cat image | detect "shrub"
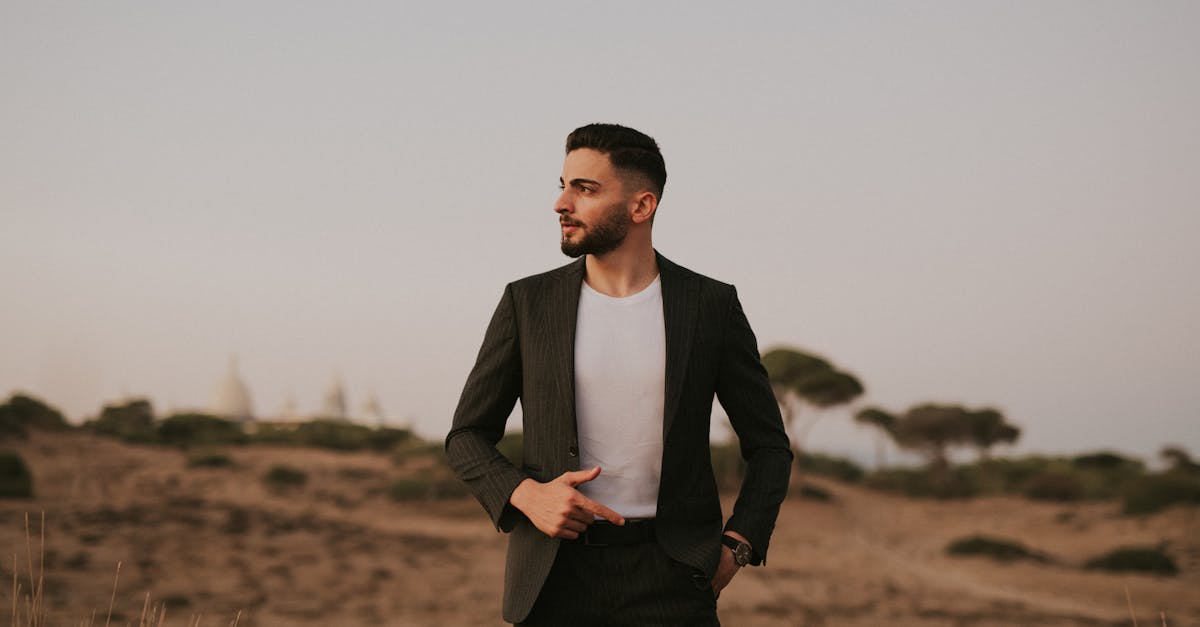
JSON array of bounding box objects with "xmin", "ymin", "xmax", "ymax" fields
[
  {"xmin": 264, "ymin": 465, "xmax": 307, "ymax": 488},
  {"xmin": 366, "ymin": 427, "xmax": 414, "ymax": 452},
  {"xmin": 393, "ymin": 439, "xmax": 443, "ymax": 464},
  {"xmin": 710, "ymin": 441, "xmax": 744, "ymax": 491},
  {"xmin": 1084, "ymin": 546, "xmax": 1177, "ymax": 576},
  {"xmin": 864, "ymin": 466, "xmax": 978, "ymax": 499},
  {"xmin": 249, "ymin": 420, "xmax": 415, "ymax": 452},
  {"xmin": 187, "ymin": 449, "xmax": 233, "ymax": 468},
  {"xmin": 1072, "ymin": 451, "xmax": 1143, "ymax": 472},
  {"xmin": 158, "ymin": 413, "xmax": 247, "ymax": 447},
  {"xmin": 795, "ymin": 482, "xmax": 833, "ymax": 502},
  {"xmin": 0, "ymin": 394, "xmax": 70, "ymax": 438},
  {"xmin": 0, "ymin": 451, "xmax": 33, "ymax": 498},
  {"xmin": 796, "ymin": 452, "xmax": 864, "ymax": 483},
  {"xmin": 88, "ymin": 399, "xmax": 156, "ymax": 443},
  {"xmin": 389, "ymin": 473, "xmax": 469, "ymax": 501},
  {"xmin": 946, "ymin": 535, "xmax": 1050, "ymax": 563},
  {"xmin": 959, "ymin": 455, "xmax": 1059, "ymax": 495},
  {"xmin": 1121, "ymin": 472, "xmax": 1200, "ymax": 515},
  {"xmin": 496, "ymin": 432, "xmax": 523, "ymax": 466},
  {"xmin": 1023, "ymin": 471, "xmax": 1085, "ymax": 502},
  {"xmin": 292, "ymin": 419, "xmax": 374, "ymax": 451}
]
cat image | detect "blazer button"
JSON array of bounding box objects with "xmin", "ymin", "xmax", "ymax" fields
[{"xmin": 568, "ymin": 446, "xmax": 578, "ymax": 457}]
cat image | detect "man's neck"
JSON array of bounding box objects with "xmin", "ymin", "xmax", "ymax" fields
[{"xmin": 583, "ymin": 243, "xmax": 659, "ymax": 298}]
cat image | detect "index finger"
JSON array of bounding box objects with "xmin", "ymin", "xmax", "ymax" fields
[{"xmin": 576, "ymin": 495, "xmax": 625, "ymax": 526}]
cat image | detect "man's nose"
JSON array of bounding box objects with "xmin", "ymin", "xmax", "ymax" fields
[{"xmin": 554, "ymin": 190, "xmax": 572, "ymax": 215}]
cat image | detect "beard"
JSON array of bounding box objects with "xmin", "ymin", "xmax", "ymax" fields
[{"xmin": 560, "ymin": 203, "xmax": 631, "ymax": 258}]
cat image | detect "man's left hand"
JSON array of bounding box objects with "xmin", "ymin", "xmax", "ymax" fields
[{"xmin": 711, "ymin": 531, "xmax": 749, "ymax": 598}]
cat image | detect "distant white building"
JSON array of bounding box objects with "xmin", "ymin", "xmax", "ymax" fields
[
  {"xmin": 209, "ymin": 356, "xmax": 254, "ymax": 422},
  {"xmin": 360, "ymin": 392, "xmax": 385, "ymax": 426},
  {"xmin": 321, "ymin": 375, "xmax": 348, "ymax": 420}
]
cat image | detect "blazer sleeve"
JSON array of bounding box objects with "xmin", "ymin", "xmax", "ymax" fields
[
  {"xmin": 444, "ymin": 284, "xmax": 529, "ymax": 532},
  {"xmin": 716, "ymin": 285, "xmax": 794, "ymax": 565}
]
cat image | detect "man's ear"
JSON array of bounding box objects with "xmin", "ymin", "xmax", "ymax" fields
[{"xmin": 630, "ymin": 191, "xmax": 658, "ymax": 225}]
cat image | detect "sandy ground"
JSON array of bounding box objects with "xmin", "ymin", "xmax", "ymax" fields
[{"xmin": 2, "ymin": 431, "xmax": 1197, "ymax": 626}]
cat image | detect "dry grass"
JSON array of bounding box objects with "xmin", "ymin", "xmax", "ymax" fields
[{"xmin": 2, "ymin": 430, "xmax": 1196, "ymax": 626}]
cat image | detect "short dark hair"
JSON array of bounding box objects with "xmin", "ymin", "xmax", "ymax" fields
[{"xmin": 566, "ymin": 123, "xmax": 666, "ymax": 200}]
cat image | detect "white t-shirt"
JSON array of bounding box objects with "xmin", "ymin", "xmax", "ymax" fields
[{"xmin": 573, "ymin": 275, "xmax": 666, "ymax": 520}]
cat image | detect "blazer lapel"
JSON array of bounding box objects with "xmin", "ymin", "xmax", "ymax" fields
[
  {"xmin": 657, "ymin": 252, "xmax": 699, "ymax": 437},
  {"xmin": 551, "ymin": 258, "xmax": 586, "ymax": 424}
]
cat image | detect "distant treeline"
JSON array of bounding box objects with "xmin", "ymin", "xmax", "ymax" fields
[
  {"xmin": 787, "ymin": 448, "xmax": 1200, "ymax": 515},
  {"xmin": 0, "ymin": 393, "xmax": 415, "ymax": 453}
]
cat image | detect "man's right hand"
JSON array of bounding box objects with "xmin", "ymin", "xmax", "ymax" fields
[{"xmin": 508, "ymin": 466, "xmax": 625, "ymax": 539}]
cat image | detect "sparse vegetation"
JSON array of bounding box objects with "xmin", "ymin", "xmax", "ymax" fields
[
  {"xmin": 1022, "ymin": 471, "xmax": 1086, "ymax": 502},
  {"xmin": 496, "ymin": 431, "xmax": 523, "ymax": 466},
  {"xmin": 389, "ymin": 472, "xmax": 470, "ymax": 501},
  {"xmin": 864, "ymin": 466, "xmax": 977, "ymax": 499},
  {"xmin": 158, "ymin": 413, "xmax": 248, "ymax": 447},
  {"xmin": 1121, "ymin": 472, "xmax": 1200, "ymax": 515},
  {"xmin": 795, "ymin": 482, "xmax": 833, "ymax": 502},
  {"xmin": 186, "ymin": 449, "xmax": 234, "ymax": 468},
  {"xmin": 796, "ymin": 451, "xmax": 864, "ymax": 483},
  {"xmin": 711, "ymin": 441, "xmax": 745, "ymax": 491},
  {"xmin": 264, "ymin": 464, "xmax": 307, "ymax": 488},
  {"xmin": 1084, "ymin": 546, "xmax": 1178, "ymax": 576},
  {"xmin": 0, "ymin": 393, "xmax": 71, "ymax": 439},
  {"xmin": 946, "ymin": 535, "xmax": 1051, "ymax": 563},
  {"xmin": 85, "ymin": 398, "xmax": 157, "ymax": 443},
  {"xmin": 0, "ymin": 450, "xmax": 34, "ymax": 498}
]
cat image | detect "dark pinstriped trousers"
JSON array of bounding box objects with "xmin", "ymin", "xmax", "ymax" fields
[{"xmin": 517, "ymin": 539, "xmax": 720, "ymax": 627}]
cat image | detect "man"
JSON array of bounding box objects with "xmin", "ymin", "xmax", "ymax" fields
[{"xmin": 445, "ymin": 123, "xmax": 792, "ymax": 626}]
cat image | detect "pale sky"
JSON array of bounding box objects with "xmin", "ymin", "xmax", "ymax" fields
[{"xmin": 2, "ymin": 1, "xmax": 1197, "ymax": 464}]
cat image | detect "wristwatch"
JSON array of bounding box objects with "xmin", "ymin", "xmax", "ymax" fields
[{"xmin": 721, "ymin": 535, "xmax": 753, "ymax": 567}]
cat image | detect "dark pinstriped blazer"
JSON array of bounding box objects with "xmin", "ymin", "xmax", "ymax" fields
[{"xmin": 445, "ymin": 251, "xmax": 792, "ymax": 624}]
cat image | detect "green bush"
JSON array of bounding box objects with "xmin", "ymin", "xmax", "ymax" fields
[
  {"xmin": 1084, "ymin": 546, "xmax": 1177, "ymax": 576},
  {"xmin": 187, "ymin": 449, "xmax": 233, "ymax": 468},
  {"xmin": 389, "ymin": 472, "xmax": 470, "ymax": 501},
  {"xmin": 0, "ymin": 394, "xmax": 70, "ymax": 438},
  {"xmin": 959, "ymin": 456, "xmax": 1059, "ymax": 495},
  {"xmin": 1023, "ymin": 471, "xmax": 1086, "ymax": 502},
  {"xmin": 710, "ymin": 441, "xmax": 744, "ymax": 491},
  {"xmin": 496, "ymin": 432, "xmax": 524, "ymax": 466},
  {"xmin": 946, "ymin": 535, "xmax": 1050, "ymax": 563},
  {"xmin": 0, "ymin": 451, "xmax": 33, "ymax": 498},
  {"xmin": 864, "ymin": 466, "xmax": 978, "ymax": 499},
  {"xmin": 366, "ymin": 427, "xmax": 414, "ymax": 452},
  {"xmin": 264, "ymin": 465, "xmax": 307, "ymax": 488},
  {"xmin": 796, "ymin": 452, "xmax": 864, "ymax": 483},
  {"xmin": 795, "ymin": 482, "xmax": 833, "ymax": 502},
  {"xmin": 293, "ymin": 419, "xmax": 374, "ymax": 450},
  {"xmin": 393, "ymin": 439, "xmax": 444, "ymax": 464},
  {"xmin": 250, "ymin": 419, "xmax": 414, "ymax": 452},
  {"xmin": 158, "ymin": 413, "xmax": 247, "ymax": 447},
  {"xmin": 1121, "ymin": 472, "xmax": 1200, "ymax": 515},
  {"xmin": 87, "ymin": 399, "xmax": 156, "ymax": 443},
  {"xmin": 1072, "ymin": 451, "xmax": 1143, "ymax": 472}
]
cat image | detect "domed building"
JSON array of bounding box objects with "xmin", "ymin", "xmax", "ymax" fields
[{"xmin": 210, "ymin": 356, "xmax": 255, "ymax": 422}]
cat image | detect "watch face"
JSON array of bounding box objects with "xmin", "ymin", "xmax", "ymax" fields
[{"xmin": 734, "ymin": 543, "xmax": 752, "ymax": 566}]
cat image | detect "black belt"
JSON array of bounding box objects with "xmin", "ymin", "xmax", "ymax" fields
[{"xmin": 577, "ymin": 519, "xmax": 656, "ymax": 547}]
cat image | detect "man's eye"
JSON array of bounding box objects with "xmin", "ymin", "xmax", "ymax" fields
[{"xmin": 558, "ymin": 185, "xmax": 565, "ymax": 191}]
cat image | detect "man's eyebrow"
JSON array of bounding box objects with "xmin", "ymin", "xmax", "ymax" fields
[{"xmin": 561, "ymin": 177, "xmax": 601, "ymax": 189}]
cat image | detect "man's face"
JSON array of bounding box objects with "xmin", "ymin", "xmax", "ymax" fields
[{"xmin": 556, "ymin": 148, "xmax": 633, "ymax": 258}]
